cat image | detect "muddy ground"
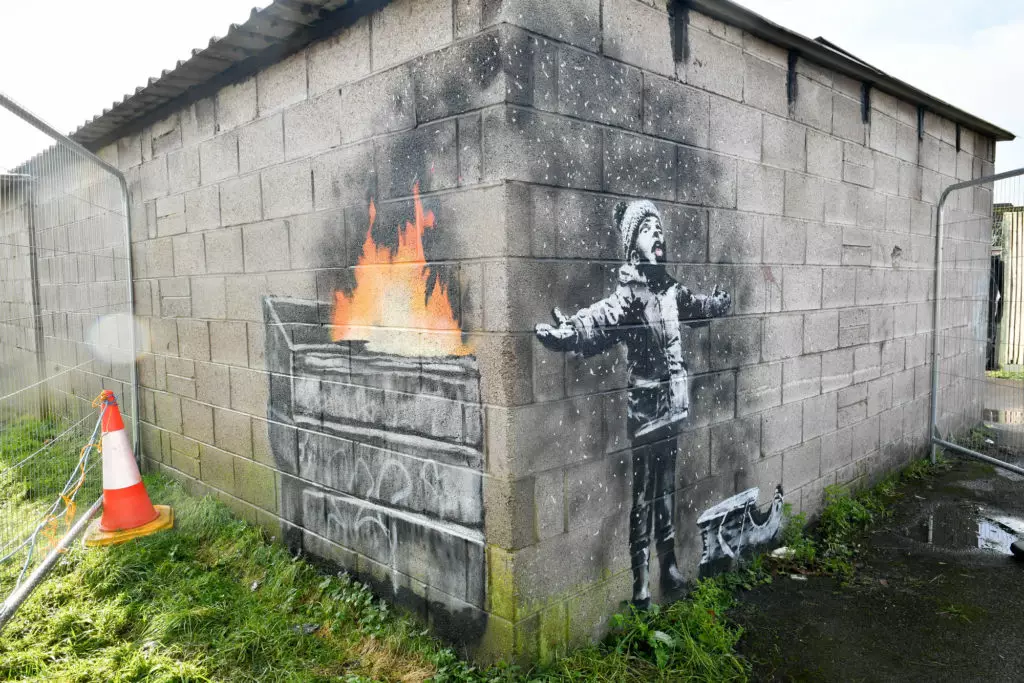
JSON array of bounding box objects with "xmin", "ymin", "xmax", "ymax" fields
[{"xmin": 732, "ymin": 445, "xmax": 1024, "ymax": 682}]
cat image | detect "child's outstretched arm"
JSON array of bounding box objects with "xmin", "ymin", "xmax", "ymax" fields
[
  {"xmin": 677, "ymin": 284, "xmax": 732, "ymax": 320},
  {"xmin": 534, "ymin": 287, "xmax": 634, "ymax": 355}
]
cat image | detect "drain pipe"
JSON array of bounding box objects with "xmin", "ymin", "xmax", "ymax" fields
[{"xmin": 0, "ymin": 497, "xmax": 102, "ymax": 633}]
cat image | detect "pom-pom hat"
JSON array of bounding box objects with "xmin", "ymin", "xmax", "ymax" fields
[{"xmin": 615, "ymin": 199, "xmax": 661, "ymax": 259}]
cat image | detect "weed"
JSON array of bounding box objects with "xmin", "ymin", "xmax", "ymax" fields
[
  {"xmin": 986, "ymin": 368, "xmax": 1024, "ymax": 381},
  {"xmin": 771, "ymin": 456, "xmax": 948, "ymax": 582}
]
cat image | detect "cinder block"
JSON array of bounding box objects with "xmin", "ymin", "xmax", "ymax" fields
[
  {"xmin": 783, "ymin": 438, "xmax": 821, "ymax": 490},
  {"xmin": 556, "ymin": 46, "xmax": 642, "ymax": 131},
  {"xmin": 763, "ymin": 216, "xmax": 806, "ymax": 264},
  {"xmin": 340, "ymin": 65, "xmax": 415, "ymax": 144},
  {"xmin": 242, "ymin": 220, "xmax": 290, "ymax": 273},
  {"xmin": 195, "ymin": 361, "xmax": 230, "ymax": 408},
  {"xmin": 239, "ymin": 114, "xmax": 284, "ymax": 173},
  {"xmin": 371, "ymin": 0, "xmax": 454, "ymax": 72},
  {"xmin": 167, "ymin": 148, "xmax": 200, "ymax": 194},
  {"xmin": 118, "ymin": 134, "xmax": 142, "ymax": 168},
  {"xmin": 709, "ymin": 210, "xmax": 762, "ymax": 263},
  {"xmin": 214, "ymin": 407, "xmax": 253, "ymax": 457},
  {"xmin": 284, "ymin": 94, "xmax": 340, "ymax": 161},
  {"xmin": 868, "ymin": 113, "xmax": 897, "ymax": 156},
  {"xmin": 709, "ymin": 316, "xmax": 761, "ymax": 370},
  {"xmin": 677, "ymin": 146, "xmax": 736, "ymax": 208},
  {"xmin": 762, "ymin": 314, "xmax": 802, "ymax": 362},
  {"xmin": 488, "ymin": 0, "xmax": 600, "ymax": 50},
  {"xmin": 210, "ymin": 321, "xmax": 249, "ymax": 367},
  {"xmin": 806, "ymin": 130, "xmax": 842, "ymax": 180},
  {"xmin": 177, "ymin": 319, "xmax": 210, "ymax": 362},
  {"xmin": 710, "ymin": 416, "xmax": 761, "ymax": 475},
  {"xmin": 200, "ymin": 444, "xmax": 235, "ymax": 493},
  {"xmin": 185, "ymin": 185, "xmax": 220, "ymax": 232},
  {"xmin": 220, "ymin": 174, "xmax": 262, "ymax": 227},
  {"xmin": 832, "ymin": 93, "xmax": 865, "ymax": 144},
  {"xmin": 842, "ymin": 142, "xmax": 874, "ymax": 188},
  {"xmin": 308, "ymin": 16, "xmax": 370, "ymax": 95},
  {"xmin": 682, "ymin": 26, "xmax": 743, "ymax": 98},
  {"xmin": 763, "ymin": 116, "xmax": 806, "ymax": 172},
  {"xmin": 782, "ymin": 266, "xmax": 822, "ymax": 311},
  {"xmin": 790, "ymin": 76, "xmax": 831, "ymax": 132},
  {"xmin": 534, "ymin": 469, "xmax": 565, "ymax": 540},
  {"xmin": 311, "ymin": 142, "xmax": 375, "ymax": 209},
  {"xmin": 807, "ymin": 223, "xmax": 841, "ymax": 265},
  {"xmin": 261, "ymin": 160, "xmax": 312, "ymax": 219},
  {"xmin": 289, "ymin": 210, "xmax": 346, "ymax": 270},
  {"xmin": 743, "ymin": 53, "xmax": 787, "ymax": 117},
  {"xmin": 853, "ymin": 343, "xmax": 881, "ymax": 383},
  {"xmin": 885, "ymin": 195, "xmax": 911, "ymax": 233},
  {"xmin": 257, "ymin": 52, "xmax": 307, "ymax": 115},
  {"xmin": 217, "ymin": 77, "xmax": 257, "ymax": 132},
  {"xmin": 784, "ymin": 173, "xmax": 824, "ymax": 221},
  {"xmin": 643, "ymin": 74, "xmax": 710, "ymax": 148},
  {"xmin": 181, "ymin": 399, "xmax": 214, "ymax": 444},
  {"xmin": 821, "ymin": 347, "xmax": 853, "ymax": 393},
  {"xmin": 851, "ymin": 414, "xmax": 880, "ymax": 458},
  {"xmin": 783, "ymin": 354, "xmax": 821, "ymax": 403},
  {"xmin": 181, "ymin": 98, "xmax": 217, "ymax": 147},
  {"xmin": 375, "ymin": 120, "xmax": 458, "ymax": 198},
  {"xmin": 154, "ymin": 391, "xmax": 183, "ymax": 433},
  {"xmin": 603, "ymin": 0, "xmax": 674, "ymax": 76},
  {"xmin": 737, "ymin": 161, "xmax": 784, "ymax": 215},
  {"xmin": 200, "ymin": 133, "xmax": 239, "ymax": 184},
  {"xmin": 802, "ymin": 391, "xmax": 837, "ymax": 441},
  {"xmin": 869, "ymin": 305, "xmax": 893, "ymax": 343},
  {"xmin": 761, "ymin": 402, "xmax": 802, "ymax": 454},
  {"xmin": 140, "ymin": 159, "xmax": 169, "ymax": 201},
  {"xmin": 413, "ymin": 29, "xmax": 504, "ymax": 123},
  {"xmin": 204, "ymin": 228, "xmax": 244, "ymax": 274},
  {"xmin": 875, "ymin": 152, "xmax": 899, "ymax": 196},
  {"xmin": 867, "ymin": 376, "xmax": 893, "ymax": 417},
  {"xmin": 172, "ymin": 233, "xmax": 206, "ymax": 276},
  {"xmin": 804, "ymin": 310, "xmax": 838, "ymax": 353},
  {"xmin": 229, "ymin": 366, "xmax": 270, "ymax": 418},
  {"xmin": 483, "ymin": 107, "xmax": 601, "ymax": 191},
  {"xmin": 602, "ymin": 130, "xmax": 676, "ymax": 200},
  {"xmin": 737, "ymin": 362, "xmax": 781, "ymax": 416},
  {"xmin": 190, "ymin": 276, "xmax": 227, "ymax": 319},
  {"xmin": 709, "ymin": 96, "xmax": 762, "ymax": 161}
]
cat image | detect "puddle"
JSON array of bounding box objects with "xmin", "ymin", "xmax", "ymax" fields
[{"xmin": 909, "ymin": 503, "xmax": 1024, "ymax": 555}]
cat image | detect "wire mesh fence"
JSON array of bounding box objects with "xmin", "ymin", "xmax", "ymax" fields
[
  {"xmin": 0, "ymin": 93, "xmax": 136, "ymax": 603},
  {"xmin": 932, "ymin": 169, "xmax": 1024, "ymax": 474}
]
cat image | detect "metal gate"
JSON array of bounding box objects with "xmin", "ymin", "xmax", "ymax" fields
[
  {"xmin": 0, "ymin": 93, "xmax": 137, "ymax": 618},
  {"xmin": 930, "ymin": 167, "xmax": 1024, "ymax": 476}
]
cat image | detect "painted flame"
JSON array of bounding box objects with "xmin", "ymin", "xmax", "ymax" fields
[{"xmin": 330, "ymin": 183, "xmax": 471, "ymax": 357}]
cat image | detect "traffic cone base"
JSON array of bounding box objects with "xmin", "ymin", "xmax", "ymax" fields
[{"xmin": 84, "ymin": 505, "xmax": 174, "ymax": 547}]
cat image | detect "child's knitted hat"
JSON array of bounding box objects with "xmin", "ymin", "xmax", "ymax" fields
[{"xmin": 614, "ymin": 199, "xmax": 661, "ymax": 259}]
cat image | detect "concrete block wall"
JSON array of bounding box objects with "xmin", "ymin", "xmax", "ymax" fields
[
  {"xmin": 16, "ymin": 0, "xmax": 993, "ymax": 664},
  {"xmin": 473, "ymin": 0, "xmax": 996, "ymax": 661}
]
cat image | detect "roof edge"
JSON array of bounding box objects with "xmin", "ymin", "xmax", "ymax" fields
[{"xmin": 692, "ymin": 0, "xmax": 1015, "ymax": 142}]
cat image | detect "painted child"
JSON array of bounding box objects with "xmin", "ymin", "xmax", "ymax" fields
[{"xmin": 534, "ymin": 199, "xmax": 732, "ymax": 608}]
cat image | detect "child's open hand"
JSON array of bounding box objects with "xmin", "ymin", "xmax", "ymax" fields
[{"xmin": 535, "ymin": 308, "xmax": 576, "ymax": 349}]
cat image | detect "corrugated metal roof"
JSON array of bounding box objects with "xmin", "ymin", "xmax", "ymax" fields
[
  {"xmin": 69, "ymin": 0, "xmax": 1014, "ymax": 150},
  {"xmin": 69, "ymin": 0, "xmax": 383, "ymax": 150}
]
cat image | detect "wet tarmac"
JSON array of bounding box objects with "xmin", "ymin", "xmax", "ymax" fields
[{"xmin": 732, "ymin": 450, "xmax": 1024, "ymax": 682}]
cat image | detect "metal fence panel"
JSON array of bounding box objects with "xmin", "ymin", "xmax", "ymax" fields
[
  {"xmin": 931, "ymin": 168, "xmax": 1024, "ymax": 476},
  {"xmin": 0, "ymin": 93, "xmax": 136, "ymax": 605}
]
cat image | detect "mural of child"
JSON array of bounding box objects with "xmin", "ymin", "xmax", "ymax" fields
[{"xmin": 534, "ymin": 199, "xmax": 732, "ymax": 609}]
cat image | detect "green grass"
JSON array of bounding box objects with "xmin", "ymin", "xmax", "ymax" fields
[
  {"xmin": 0, "ymin": 470, "xmax": 760, "ymax": 683},
  {"xmin": 773, "ymin": 455, "xmax": 949, "ymax": 581},
  {"xmin": 986, "ymin": 368, "xmax": 1024, "ymax": 381}
]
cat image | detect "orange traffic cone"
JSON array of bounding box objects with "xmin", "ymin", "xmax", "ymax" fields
[{"xmin": 84, "ymin": 390, "xmax": 173, "ymax": 547}]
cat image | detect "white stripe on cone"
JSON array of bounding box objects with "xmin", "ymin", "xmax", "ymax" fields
[{"xmin": 101, "ymin": 428, "xmax": 142, "ymax": 491}]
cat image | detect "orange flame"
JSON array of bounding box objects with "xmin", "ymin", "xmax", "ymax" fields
[{"xmin": 330, "ymin": 183, "xmax": 471, "ymax": 357}]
